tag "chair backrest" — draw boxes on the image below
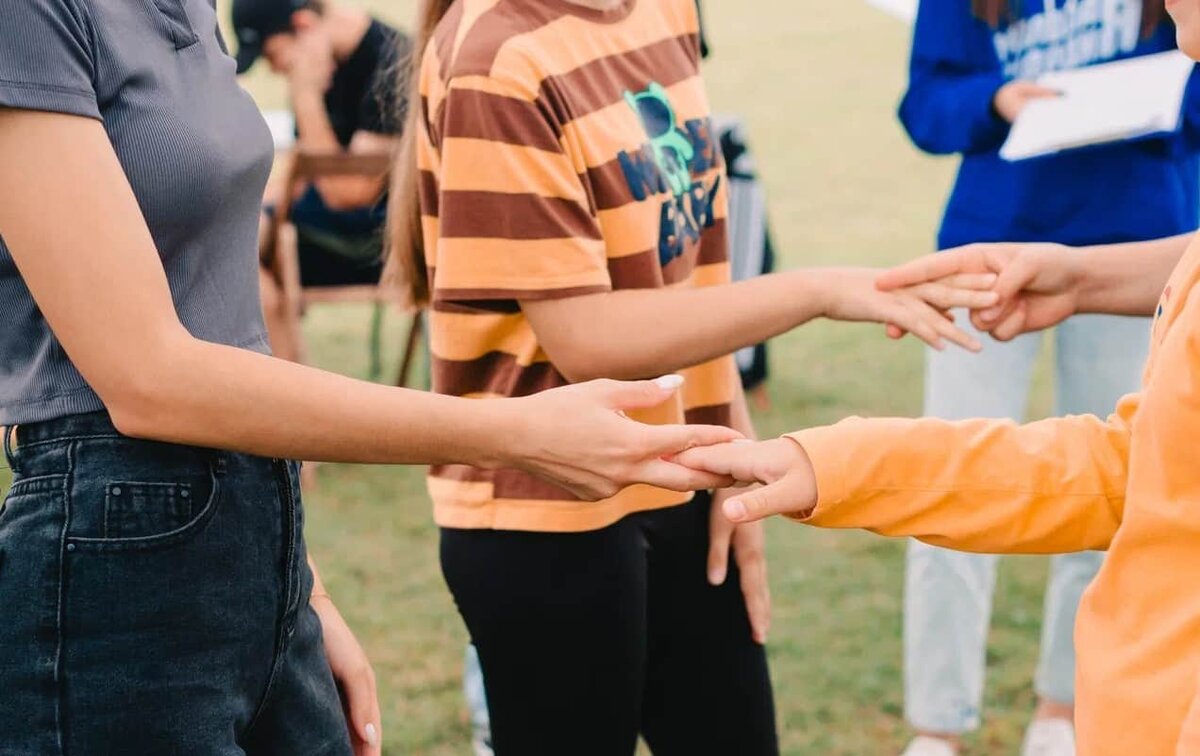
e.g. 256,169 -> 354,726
265,148 -> 408,306
274,149 -> 393,225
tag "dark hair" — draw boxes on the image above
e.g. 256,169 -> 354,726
971,0 -> 1165,37
384,0 -> 455,306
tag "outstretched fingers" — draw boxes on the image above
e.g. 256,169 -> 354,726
673,441 -> 761,483
632,457 -> 733,492
907,275 -> 999,311
876,248 -> 991,291
721,477 -> 815,524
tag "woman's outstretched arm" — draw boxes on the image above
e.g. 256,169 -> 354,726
0,109 -> 738,499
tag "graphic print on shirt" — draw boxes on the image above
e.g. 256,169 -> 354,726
992,0 -> 1145,78
619,82 -> 722,267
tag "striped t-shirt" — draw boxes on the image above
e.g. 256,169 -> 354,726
420,0 -> 736,533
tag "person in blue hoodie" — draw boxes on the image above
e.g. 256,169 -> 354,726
896,2 -> 1200,756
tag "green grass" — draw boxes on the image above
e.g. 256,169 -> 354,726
0,1 -> 1068,753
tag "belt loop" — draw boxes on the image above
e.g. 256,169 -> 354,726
3,425 -> 19,474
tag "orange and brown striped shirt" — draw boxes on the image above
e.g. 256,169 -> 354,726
420,0 -> 736,532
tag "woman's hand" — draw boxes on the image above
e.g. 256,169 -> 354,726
677,439 -> 819,524
502,376 -> 741,501
815,267 -> 999,351
311,594 -> 382,756
877,243 -> 1082,341
992,81 -> 1060,123
708,488 -> 771,644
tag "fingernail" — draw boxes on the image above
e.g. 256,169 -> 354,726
724,499 -> 747,521
982,291 -> 1000,304
365,723 -> 378,747
708,568 -> 725,585
980,306 -> 1002,321
654,374 -> 685,391
732,438 -> 755,445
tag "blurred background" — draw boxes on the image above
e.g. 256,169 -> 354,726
4,1 -> 1062,752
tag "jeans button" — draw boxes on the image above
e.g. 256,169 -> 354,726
110,486 -> 122,497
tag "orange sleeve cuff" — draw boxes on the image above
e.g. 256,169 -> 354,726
782,424 -> 855,524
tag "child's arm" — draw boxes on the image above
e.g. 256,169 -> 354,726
523,268 -> 999,381
878,234 -> 1191,341
677,395 -> 1139,555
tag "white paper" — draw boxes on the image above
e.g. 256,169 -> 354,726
1001,50 -> 1195,162
866,0 -> 917,23
262,109 -> 297,151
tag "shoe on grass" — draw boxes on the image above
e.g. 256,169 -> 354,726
1021,718 -> 1076,756
901,735 -> 958,756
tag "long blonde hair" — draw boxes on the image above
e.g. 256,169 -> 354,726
384,0 -> 454,306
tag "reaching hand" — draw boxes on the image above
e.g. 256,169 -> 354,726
505,377 -> 741,501
708,488 -> 771,644
676,439 -> 819,524
815,267 -> 999,352
311,595 -> 381,756
877,242 -> 1082,342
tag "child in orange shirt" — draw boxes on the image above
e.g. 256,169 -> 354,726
680,229 -> 1200,755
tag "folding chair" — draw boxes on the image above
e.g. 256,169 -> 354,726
262,149 -> 424,388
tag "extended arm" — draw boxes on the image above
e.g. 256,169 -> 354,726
0,109 -> 738,499
523,268 -> 998,381
877,234 -> 1191,341
677,394 -> 1139,555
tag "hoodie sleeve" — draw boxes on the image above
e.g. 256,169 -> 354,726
898,0 -> 1010,156
783,393 -> 1139,555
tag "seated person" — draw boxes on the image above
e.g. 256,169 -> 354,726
232,0 -> 409,360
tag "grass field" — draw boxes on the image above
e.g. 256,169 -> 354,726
1,1 -> 1064,753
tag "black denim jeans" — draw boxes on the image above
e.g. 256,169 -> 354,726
0,412 -> 351,756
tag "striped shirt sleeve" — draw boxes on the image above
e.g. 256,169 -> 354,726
0,0 -> 99,120
429,75 -> 611,301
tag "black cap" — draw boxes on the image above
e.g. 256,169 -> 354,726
232,0 -> 306,74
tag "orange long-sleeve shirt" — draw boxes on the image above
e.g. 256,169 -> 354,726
790,237 -> 1200,755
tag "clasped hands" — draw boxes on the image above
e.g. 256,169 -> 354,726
676,242 -> 1080,525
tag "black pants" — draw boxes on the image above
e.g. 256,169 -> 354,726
441,494 -> 779,755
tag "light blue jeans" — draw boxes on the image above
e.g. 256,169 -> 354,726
464,644 -> 491,750
905,313 -> 1150,734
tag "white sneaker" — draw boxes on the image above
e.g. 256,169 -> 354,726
901,736 -> 958,756
1021,718 -> 1076,756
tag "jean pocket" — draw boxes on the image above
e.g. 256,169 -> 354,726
70,466 -> 221,553
149,0 -> 200,49
104,481 -> 194,539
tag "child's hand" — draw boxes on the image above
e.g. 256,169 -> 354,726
815,267 -> 999,352
676,438 -> 821,524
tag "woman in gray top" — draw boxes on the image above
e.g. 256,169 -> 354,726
0,1 -> 741,753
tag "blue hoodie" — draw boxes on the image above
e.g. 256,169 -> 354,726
900,0 -> 1200,250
